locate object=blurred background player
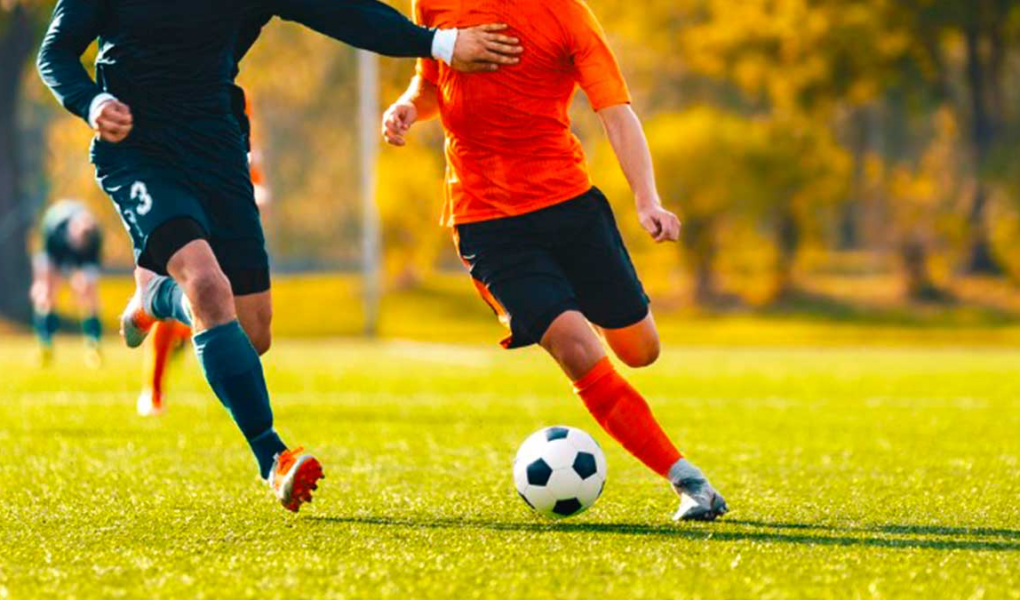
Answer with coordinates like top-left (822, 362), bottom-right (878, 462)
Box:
top-left (383, 0), bottom-right (726, 520)
top-left (137, 91), bottom-right (270, 418)
top-left (30, 199), bottom-right (104, 368)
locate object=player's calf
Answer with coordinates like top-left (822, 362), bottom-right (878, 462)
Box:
top-left (235, 291), bottom-right (273, 356)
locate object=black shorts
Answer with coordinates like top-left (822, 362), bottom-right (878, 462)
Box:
top-left (91, 127), bottom-right (270, 296)
top-left (455, 187), bottom-right (649, 348)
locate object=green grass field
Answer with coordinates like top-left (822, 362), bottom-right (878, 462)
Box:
top-left (2, 335), bottom-right (1020, 598)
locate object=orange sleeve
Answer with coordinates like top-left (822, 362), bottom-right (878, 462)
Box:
top-left (413, 0), bottom-right (440, 84)
top-left (564, 0), bottom-right (631, 111)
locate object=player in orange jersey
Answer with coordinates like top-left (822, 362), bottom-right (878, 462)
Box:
top-left (136, 90), bottom-right (272, 418)
top-left (383, 0), bottom-right (727, 520)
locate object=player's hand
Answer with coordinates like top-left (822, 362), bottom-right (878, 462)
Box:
top-left (382, 101), bottom-right (418, 147)
top-left (451, 24), bottom-right (522, 73)
top-left (94, 100), bottom-right (133, 143)
top-left (637, 202), bottom-right (681, 243)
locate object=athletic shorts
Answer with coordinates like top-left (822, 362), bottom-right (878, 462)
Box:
top-left (33, 251), bottom-right (100, 282)
top-left (454, 187), bottom-right (649, 348)
top-left (91, 130), bottom-right (270, 295)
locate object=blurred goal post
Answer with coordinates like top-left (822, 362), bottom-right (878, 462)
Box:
top-left (358, 49), bottom-right (381, 336)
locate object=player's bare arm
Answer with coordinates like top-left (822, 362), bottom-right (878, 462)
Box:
top-left (597, 104), bottom-right (680, 244)
top-left (382, 76), bottom-right (440, 146)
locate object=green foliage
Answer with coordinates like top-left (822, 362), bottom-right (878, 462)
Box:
top-left (596, 107), bottom-right (850, 300)
top-left (14, 0), bottom-right (1020, 304)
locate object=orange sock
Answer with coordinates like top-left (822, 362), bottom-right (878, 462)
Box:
top-left (148, 321), bottom-right (178, 399)
top-left (573, 357), bottom-right (682, 478)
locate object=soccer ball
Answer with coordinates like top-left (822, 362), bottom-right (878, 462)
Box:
top-left (513, 426), bottom-right (607, 519)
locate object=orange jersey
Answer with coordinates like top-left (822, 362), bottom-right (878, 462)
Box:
top-left (414, 0), bottom-right (631, 226)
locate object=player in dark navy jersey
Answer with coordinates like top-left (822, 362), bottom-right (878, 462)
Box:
top-left (30, 200), bottom-right (105, 368)
top-left (37, 0), bottom-right (521, 512)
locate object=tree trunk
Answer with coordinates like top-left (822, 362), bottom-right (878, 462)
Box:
top-left (683, 218), bottom-right (720, 305)
top-left (900, 237), bottom-right (945, 302)
top-left (773, 205), bottom-right (800, 299)
top-left (961, 14), bottom-right (1002, 275)
top-left (0, 5), bottom-right (36, 323)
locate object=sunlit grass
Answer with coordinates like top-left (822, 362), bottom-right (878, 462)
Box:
top-left (1, 337), bottom-right (1019, 597)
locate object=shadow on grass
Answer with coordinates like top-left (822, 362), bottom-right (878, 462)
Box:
top-left (730, 519), bottom-right (1020, 540)
top-left (309, 515), bottom-right (1020, 552)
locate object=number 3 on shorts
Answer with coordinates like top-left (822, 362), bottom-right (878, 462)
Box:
top-left (130, 181), bottom-right (153, 216)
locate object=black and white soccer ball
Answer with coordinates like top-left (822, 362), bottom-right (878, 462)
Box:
top-left (513, 426), bottom-right (607, 519)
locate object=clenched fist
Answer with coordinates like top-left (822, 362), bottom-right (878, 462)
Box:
top-left (637, 202), bottom-right (681, 243)
top-left (93, 100), bottom-right (133, 143)
top-left (381, 102), bottom-right (418, 147)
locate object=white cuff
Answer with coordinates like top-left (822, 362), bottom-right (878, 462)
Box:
top-left (431, 28), bottom-right (458, 65)
top-left (88, 93), bottom-right (118, 129)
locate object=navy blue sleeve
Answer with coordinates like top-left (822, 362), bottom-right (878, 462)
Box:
top-left (272, 0), bottom-right (436, 58)
top-left (36, 0), bottom-right (104, 125)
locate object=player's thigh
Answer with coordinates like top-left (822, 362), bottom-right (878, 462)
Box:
top-left (556, 188), bottom-right (650, 333)
top-left (455, 217), bottom-right (579, 349)
top-left (235, 290), bottom-right (272, 355)
top-left (69, 267), bottom-right (101, 312)
top-left (95, 157), bottom-right (211, 277)
top-left (199, 162), bottom-right (271, 307)
top-left (30, 255), bottom-right (60, 309)
top-left (599, 312), bottom-right (660, 368)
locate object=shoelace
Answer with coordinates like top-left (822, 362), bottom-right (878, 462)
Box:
top-left (276, 447), bottom-right (305, 475)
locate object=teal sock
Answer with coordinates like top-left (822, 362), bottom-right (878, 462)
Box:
top-left (147, 276), bottom-right (192, 326)
top-left (82, 315), bottom-right (102, 343)
top-left (34, 311), bottom-right (59, 346)
top-left (193, 320), bottom-right (285, 478)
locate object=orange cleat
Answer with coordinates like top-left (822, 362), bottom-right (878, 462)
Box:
top-left (268, 447), bottom-right (324, 513)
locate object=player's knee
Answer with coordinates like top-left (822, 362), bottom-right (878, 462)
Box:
top-left (547, 331), bottom-right (603, 376)
top-left (30, 280), bottom-right (53, 311)
top-left (615, 336), bottom-right (660, 368)
top-left (183, 269), bottom-right (233, 316)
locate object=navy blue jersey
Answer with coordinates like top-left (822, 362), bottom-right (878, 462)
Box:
top-left (38, 0), bottom-right (435, 130)
top-left (40, 201), bottom-right (103, 268)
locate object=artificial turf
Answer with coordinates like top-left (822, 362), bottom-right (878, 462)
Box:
top-left (1, 336), bottom-right (1019, 598)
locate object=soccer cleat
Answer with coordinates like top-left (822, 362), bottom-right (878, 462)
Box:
top-left (672, 478), bottom-right (728, 522)
top-left (136, 388), bottom-right (164, 417)
top-left (84, 343), bottom-right (103, 370)
top-left (268, 447), bottom-right (324, 513)
top-left (120, 278), bottom-right (161, 349)
top-left (34, 345), bottom-right (54, 368)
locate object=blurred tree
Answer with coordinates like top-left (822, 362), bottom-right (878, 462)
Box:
top-left (608, 108), bottom-right (849, 303)
top-left (0, 0), bottom-right (49, 321)
top-left (671, 0), bottom-right (900, 298)
top-left (889, 0), bottom-right (1020, 275)
top-left (881, 108), bottom-right (965, 300)
top-left (376, 140), bottom-right (445, 286)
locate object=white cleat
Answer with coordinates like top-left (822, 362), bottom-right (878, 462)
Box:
top-left (136, 389), bottom-right (164, 417)
top-left (673, 479), bottom-right (728, 522)
top-left (669, 458), bottom-right (728, 522)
